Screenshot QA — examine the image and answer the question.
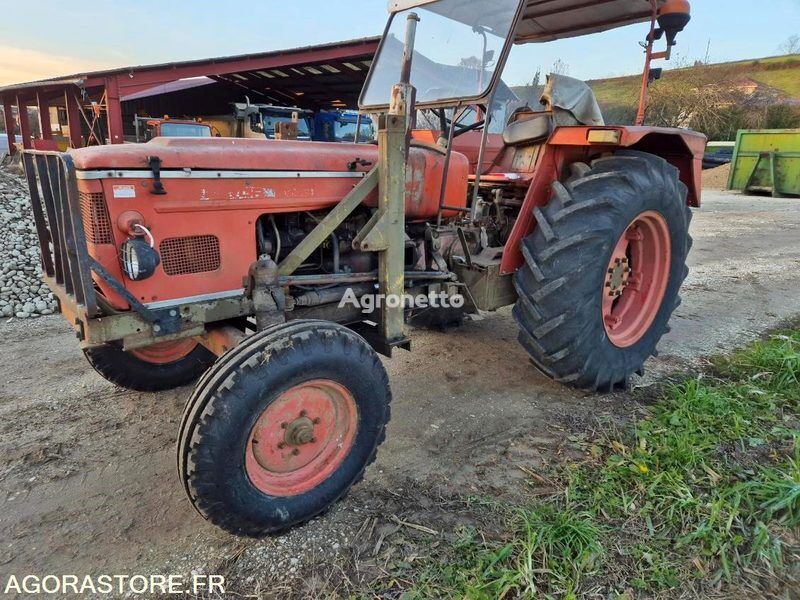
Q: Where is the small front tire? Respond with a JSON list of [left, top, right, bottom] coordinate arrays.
[[83, 340, 214, 392], [178, 320, 391, 536]]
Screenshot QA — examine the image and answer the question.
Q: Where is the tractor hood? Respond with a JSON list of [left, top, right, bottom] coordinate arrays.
[[71, 137, 380, 174], [69, 136, 471, 221]]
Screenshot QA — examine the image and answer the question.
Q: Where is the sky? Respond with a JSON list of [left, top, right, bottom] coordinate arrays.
[[0, 0, 799, 88]]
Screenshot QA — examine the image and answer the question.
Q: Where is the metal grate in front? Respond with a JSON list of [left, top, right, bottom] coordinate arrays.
[[159, 235, 221, 276], [79, 192, 114, 245]]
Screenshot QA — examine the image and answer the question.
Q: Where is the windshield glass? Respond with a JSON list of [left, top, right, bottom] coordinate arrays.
[[159, 122, 211, 137], [360, 0, 519, 109], [262, 114, 311, 139], [338, 120, 375, 142], [413, 70, 523, 134]]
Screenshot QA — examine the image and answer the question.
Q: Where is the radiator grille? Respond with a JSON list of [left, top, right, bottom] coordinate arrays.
[[79, 192, 114, 245], [159, 235, 221, 276]]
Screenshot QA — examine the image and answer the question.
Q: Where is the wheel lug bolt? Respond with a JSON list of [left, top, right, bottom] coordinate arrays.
[[299, 410, 307, 417], [278, 442, 285, 449], [292, 449, 300, 456], [310, 438, 316, 444], [313, 417, 321, 424], [281, 422, 287, 429]]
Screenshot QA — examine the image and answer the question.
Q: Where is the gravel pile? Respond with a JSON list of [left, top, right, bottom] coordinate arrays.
[[0, 167, 58, 319], [702, 163, 731, 191]]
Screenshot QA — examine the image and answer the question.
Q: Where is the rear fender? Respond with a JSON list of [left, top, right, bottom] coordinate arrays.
[[500, 126, 707, 274]]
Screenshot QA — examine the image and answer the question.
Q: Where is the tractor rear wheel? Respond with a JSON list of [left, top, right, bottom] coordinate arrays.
[[512, 150, 692, 391], [178, 320, 391, 536], [84, 340, 215, 392]]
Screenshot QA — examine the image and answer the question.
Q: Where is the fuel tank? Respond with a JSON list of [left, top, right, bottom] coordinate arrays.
[[69, 137, 469, 307]]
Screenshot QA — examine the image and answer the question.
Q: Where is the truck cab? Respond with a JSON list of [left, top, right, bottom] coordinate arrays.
[[203, 103, 314, 140], [260, 105, 314, 140], [313, 110, 375, 143], [133, 116, 212, 143]]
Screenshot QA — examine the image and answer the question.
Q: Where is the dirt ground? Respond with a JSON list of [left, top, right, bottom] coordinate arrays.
[[1, 189, 799, 597]]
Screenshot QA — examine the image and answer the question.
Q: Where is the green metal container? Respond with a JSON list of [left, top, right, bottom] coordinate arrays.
[[728, 129, 800, 197]]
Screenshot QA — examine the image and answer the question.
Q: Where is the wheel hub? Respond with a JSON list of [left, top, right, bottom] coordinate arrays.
[[283, 416, 316, 447], [601, 211, 672, 348], [606, 257, 632, 297], [246, 379, 357, 496]]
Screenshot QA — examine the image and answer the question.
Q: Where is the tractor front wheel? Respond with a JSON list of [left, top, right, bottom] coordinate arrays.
[[178, 320, 391, 536], [84, 339, 215, 392], [512, 150, 692, 391]]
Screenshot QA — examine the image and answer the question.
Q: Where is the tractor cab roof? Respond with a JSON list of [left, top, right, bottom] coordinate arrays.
[[389, 0, 665, 43], [362, 0, 671, 110]]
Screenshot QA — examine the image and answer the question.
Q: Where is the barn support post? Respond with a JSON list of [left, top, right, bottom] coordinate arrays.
[[36, 92, 53, 140], [2, 97, 16, 155], [65, 88, 83, 149], [105, 77, 125, 144], [16, 96, 32, 150]]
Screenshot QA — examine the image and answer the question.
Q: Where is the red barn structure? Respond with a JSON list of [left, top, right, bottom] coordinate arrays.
[[1, 37, 379, 154]]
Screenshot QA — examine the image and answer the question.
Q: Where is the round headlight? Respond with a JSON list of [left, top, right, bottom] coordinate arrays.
[[120, 238, 160, 281]]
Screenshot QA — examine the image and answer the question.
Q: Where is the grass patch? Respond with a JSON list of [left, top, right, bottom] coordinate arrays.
[[750, 69, 800, 98], [403, 330, 800, 597], [408, 507, 602, 599]]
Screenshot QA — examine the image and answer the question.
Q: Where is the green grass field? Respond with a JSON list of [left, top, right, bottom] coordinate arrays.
[[583, 53, 800, 108], [509, 53, 800, 111], [750, 68, 800, 98], [394, 329, 800, 598]]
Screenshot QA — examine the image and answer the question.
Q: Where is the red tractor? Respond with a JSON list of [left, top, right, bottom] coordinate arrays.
[[23, 0, 703, 536]]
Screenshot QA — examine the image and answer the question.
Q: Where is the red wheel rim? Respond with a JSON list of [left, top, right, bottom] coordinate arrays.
[[245, 379, 358, 497], [129, 339, 198, 364], [602, 211, 671, 348]]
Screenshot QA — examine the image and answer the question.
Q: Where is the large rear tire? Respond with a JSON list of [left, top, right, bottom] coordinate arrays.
[[178, 320, 391, 536], [83, 340, 214, 392], [512, 150, 692, 391]]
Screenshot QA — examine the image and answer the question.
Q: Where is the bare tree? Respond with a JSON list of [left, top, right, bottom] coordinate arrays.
[[778, 34, 800, 55], [551, 59, 570, 76], [644, 62, 769, 139]]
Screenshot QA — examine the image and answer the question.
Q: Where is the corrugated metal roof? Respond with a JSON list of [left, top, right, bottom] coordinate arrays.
[[120, 77, 216, 102], [0, 78, 84, 93], [0, 37, 381, 95]]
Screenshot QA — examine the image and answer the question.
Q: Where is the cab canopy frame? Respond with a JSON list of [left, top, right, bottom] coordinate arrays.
[[360, 0, 668, 111]]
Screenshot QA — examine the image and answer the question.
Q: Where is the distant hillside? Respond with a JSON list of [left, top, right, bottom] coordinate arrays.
[[588, 54, 800, 106], [510, 54, 800, 138]]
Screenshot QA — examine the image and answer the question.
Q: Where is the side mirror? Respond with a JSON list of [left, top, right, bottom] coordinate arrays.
[[648, 68, 663, 84]]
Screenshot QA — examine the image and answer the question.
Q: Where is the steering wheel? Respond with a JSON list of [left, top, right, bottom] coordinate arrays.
[[450, 118, 485, 138]]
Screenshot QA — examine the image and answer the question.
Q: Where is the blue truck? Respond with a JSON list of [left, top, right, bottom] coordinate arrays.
[[313, 110, 375, 143]]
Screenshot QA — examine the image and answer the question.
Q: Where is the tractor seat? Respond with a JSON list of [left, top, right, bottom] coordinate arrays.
[[501, 112, 553, 147], [500, 74, 605, 148]]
